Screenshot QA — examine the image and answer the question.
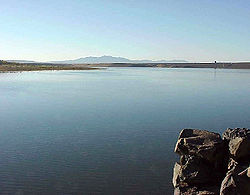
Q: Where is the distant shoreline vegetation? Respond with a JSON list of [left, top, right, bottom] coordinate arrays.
[[85, 62, 250, 69], [1, 60, 250, 72], [0, 60, 99, 72]]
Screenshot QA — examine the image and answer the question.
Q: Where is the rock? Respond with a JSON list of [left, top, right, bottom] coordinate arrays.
[[229, 137, 250, 160], [220, 173, 237, 195], [174, 129, 225, 164], [173, 128, 250, 195], [223, 128, 250, 161], [227, 158, 238, 173], [223, 128, 250, 140], [220, 161, 250, 195], [174, 187, 198, 195], [173, 162, 182, 187], [237, 166, 250, 194], [173, 155, 223, 190], [182, 155, 221, 184], [174, 186, 219, 195]]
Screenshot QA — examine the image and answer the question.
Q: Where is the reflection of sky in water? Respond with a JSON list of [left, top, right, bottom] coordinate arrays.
[[0, 68, 249, 194]]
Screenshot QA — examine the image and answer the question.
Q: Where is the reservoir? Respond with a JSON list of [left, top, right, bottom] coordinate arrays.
[[0, 68, 249, 194]]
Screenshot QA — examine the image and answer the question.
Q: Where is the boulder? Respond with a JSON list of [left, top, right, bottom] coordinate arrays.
[[220, 159, 250, 195], [223, 128, 249, 140], [183, 155, 221, 184], [223, 128, 250, 161], [173, 128, 249, 195], [174, 186, 219, 195], [173, 155, 223, 189], [173, 162, 182, 187], [229, 137, 250, 160], [227, 158, 238, 173], [236, 166, 250, 194], [220, 173, 237, 195], [174, 129, 225, 164]]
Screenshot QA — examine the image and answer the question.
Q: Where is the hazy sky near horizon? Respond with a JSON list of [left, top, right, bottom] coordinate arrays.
[[0, 0, 249, 62]]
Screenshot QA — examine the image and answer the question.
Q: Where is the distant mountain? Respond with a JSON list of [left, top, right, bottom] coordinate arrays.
[[7, 60, 38, 63], [49, 56, 188, 64]]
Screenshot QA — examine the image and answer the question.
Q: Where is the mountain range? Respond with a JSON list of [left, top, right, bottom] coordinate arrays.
[[7, 56, 188, 64], [6, 60, 38, 63], [49, 56, 188, 64]]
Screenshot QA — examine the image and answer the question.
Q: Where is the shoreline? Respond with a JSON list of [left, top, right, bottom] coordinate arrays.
[[85, 62, 250, 69], [0, 62, 100, 72], [1, 60, 250, 72]]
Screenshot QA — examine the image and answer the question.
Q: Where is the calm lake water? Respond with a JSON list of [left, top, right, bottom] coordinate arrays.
[[0, 67, 249, 194]]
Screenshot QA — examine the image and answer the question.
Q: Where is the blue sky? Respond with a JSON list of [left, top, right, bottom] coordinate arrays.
[[0, 0, 249, 62]]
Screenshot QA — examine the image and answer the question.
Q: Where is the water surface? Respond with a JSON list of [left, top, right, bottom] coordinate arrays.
[[0, 68, 249, 194]]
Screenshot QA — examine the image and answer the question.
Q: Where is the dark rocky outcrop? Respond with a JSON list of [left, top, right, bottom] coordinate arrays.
[[223, 128, 250, 163], [173, 128, 250, 195], [220, 159, 249, 195], [174, 129, 226, 165]]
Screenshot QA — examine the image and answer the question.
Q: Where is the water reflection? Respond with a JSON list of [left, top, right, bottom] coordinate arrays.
[[0, 68, 249, 194]]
